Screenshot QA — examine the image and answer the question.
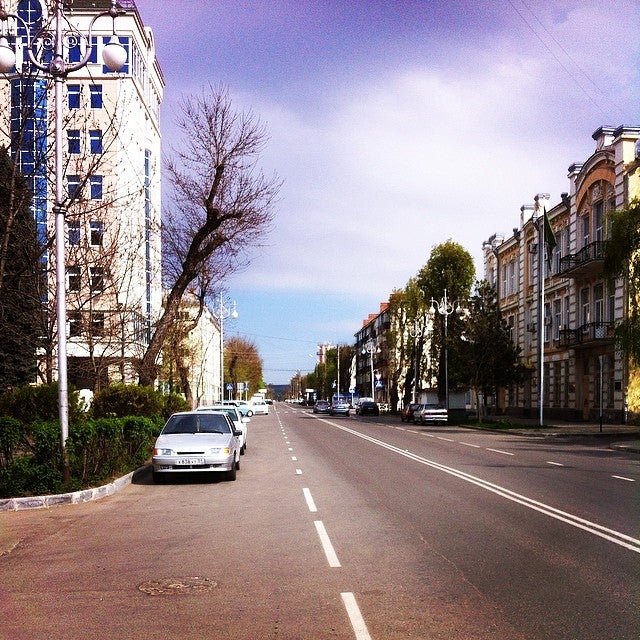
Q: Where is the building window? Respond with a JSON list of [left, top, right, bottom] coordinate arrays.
[[67, 266, 81, 292], [90, 220, 104, 246], [89, 129, 102, 154], [89, 84, 103, 108], [553, 299, 562, 340], [580, 214, 590, 248], [580, 288, 590, 327], [67, 219, 80, 245], [67, 175, 81, 200], [89, 175, 103, 200], [593, 284, 604, 323], [68, 129, 81, 154], [594, 201, 604, 242], [89, 267, 104, 292], [69, 312, 82, 337], [90, 312, 104, 336], [68, 84, 81, 109]]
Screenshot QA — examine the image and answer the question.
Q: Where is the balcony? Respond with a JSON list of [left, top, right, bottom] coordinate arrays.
[[558, 321, 615, 348], [558, 240, 608, 278]]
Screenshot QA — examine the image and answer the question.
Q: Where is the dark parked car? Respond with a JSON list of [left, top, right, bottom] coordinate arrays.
[[400, 403, 421, 423], [313, 400, 330, 414], [357, 400, 379, 416]]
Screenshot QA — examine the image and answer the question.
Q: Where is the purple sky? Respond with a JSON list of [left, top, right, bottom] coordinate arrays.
[[133, 0, 640, 385]]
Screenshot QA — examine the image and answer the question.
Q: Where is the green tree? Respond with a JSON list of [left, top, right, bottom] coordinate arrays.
[[225, 336, 263, 398], [604, 200, 640, 364], [461, 281, 524, 421], [0, 147, 43, 390], [416, 240, 475, 402]]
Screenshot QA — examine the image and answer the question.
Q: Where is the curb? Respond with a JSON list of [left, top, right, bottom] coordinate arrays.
[[0, 466, 145, 512]]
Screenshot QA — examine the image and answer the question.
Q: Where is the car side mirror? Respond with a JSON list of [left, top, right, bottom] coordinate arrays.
[[233, 429, 243, 437]]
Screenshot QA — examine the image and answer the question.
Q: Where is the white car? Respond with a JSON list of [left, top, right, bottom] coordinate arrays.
[[197, 405, 249, 453], [152, 411, 241, 483], [251, 399, 269, 415]]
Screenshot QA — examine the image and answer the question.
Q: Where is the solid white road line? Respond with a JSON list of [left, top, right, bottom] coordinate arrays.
[[303, 487, 317, 512], [314, 520, 341, 567], [341, 592, 373, 640], [612, 475, 635, 482], [318, 419, 640, 554]]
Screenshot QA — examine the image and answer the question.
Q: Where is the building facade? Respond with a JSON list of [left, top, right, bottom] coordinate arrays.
[[483, 125, 640, 422], [0, 0, 163, 390]]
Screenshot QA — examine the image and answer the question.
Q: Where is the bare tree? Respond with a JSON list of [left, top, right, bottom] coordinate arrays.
[[138, 85, 281, 386]]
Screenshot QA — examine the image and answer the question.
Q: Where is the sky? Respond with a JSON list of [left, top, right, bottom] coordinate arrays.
[[133, 0, 640, 386]]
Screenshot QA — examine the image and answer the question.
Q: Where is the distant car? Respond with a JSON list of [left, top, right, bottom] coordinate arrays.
[[197, 404, 249, 454], [313, 400, 330, 414], [151, 411, 242, 483], [225, 400, 253, 417], [415, 403, 448, 425], [251, 399, 269, 415], [329, 401, 350, 417], [401, 403, 421, 423], [357, 400, 379, 416]]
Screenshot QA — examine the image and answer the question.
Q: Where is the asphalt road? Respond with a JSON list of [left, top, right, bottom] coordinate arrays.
[[1, 404, 638, 639]]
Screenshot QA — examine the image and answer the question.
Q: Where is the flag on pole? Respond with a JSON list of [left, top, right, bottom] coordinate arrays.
[[543, 208, 557, 269]]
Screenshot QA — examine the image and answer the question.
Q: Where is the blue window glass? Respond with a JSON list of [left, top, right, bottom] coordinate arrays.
[[89, 130, 102, 154], [68, 129, 80, 154], [68, 220, 80, 245], [90, 220, 103, 245], [89, 85, 103, 109], [88, 36, 98, 63], [68, 84, 81, 109], [67, 175, 81, 200], [89, 176, 102, 200], [68, 40, 81, 63]]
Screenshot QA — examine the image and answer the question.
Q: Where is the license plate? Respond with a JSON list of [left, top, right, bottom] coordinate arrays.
[[176, 458, 205, 465]]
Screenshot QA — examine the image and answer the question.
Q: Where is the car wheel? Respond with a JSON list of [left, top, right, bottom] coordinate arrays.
[[246, 410, 253, 417], [227, 462, 237, 481], [235, 455, 240, 471], [152, 469, 165, 484]]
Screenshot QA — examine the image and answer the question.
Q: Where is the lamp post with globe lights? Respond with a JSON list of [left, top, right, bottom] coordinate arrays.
[[213, 294, 238, 403], [408, 317, 428, 404], [429, 289, 462, 413], [0, 0, 127, 482], [361, 339, 380, 401]]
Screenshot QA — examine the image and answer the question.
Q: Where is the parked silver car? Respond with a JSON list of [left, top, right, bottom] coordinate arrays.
[[329, 401, 350, 417], [197, 404, 249, 454], [415, 403, 448, 425], [152, 411, 242, 483]]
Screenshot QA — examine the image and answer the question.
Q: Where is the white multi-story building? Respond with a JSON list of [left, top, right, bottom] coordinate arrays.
[[483, 125, 640, 422], [0, 0, 163, 390]]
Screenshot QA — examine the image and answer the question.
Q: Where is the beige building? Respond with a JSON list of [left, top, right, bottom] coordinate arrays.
[[483, 125, 640, 422], [0, 0, 163, 390]]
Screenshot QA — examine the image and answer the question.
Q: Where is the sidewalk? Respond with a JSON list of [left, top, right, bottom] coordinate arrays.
[[463, 415, 640, 453]]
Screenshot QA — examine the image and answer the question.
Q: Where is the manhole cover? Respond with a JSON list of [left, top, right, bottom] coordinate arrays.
[[138, 577, 217, 596]]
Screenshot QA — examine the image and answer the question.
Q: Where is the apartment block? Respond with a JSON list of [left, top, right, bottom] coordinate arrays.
[[483, 125, 640, 422], [0, 0, 164, 390]]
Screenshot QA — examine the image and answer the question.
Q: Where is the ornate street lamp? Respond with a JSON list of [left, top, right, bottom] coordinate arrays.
[[0, 0, 127, 482], [408, 317, 427, 404], [361, 339, 380, 400], [429, 289, 462, 413], [213, 293, 238, 403]]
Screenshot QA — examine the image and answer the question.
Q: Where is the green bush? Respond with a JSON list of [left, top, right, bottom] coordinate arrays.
[[0, 383, 82, 425], [0, 455, 63, 498], [0, 416, 22, 467], [91, 384, 164, 419], [162, 393, 190, 418]]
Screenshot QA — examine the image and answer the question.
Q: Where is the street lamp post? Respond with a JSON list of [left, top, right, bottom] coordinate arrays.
[[533, 192, 550, 427], [408, 317, 426, 404], [0, 1, 127, 482], [429, 289, 462, 413], [213, 293, 238, 403], [361, 339, 379, 401]]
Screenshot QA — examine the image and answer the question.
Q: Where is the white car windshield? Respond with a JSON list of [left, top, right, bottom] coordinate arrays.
[[163, 413, 231, 435]]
